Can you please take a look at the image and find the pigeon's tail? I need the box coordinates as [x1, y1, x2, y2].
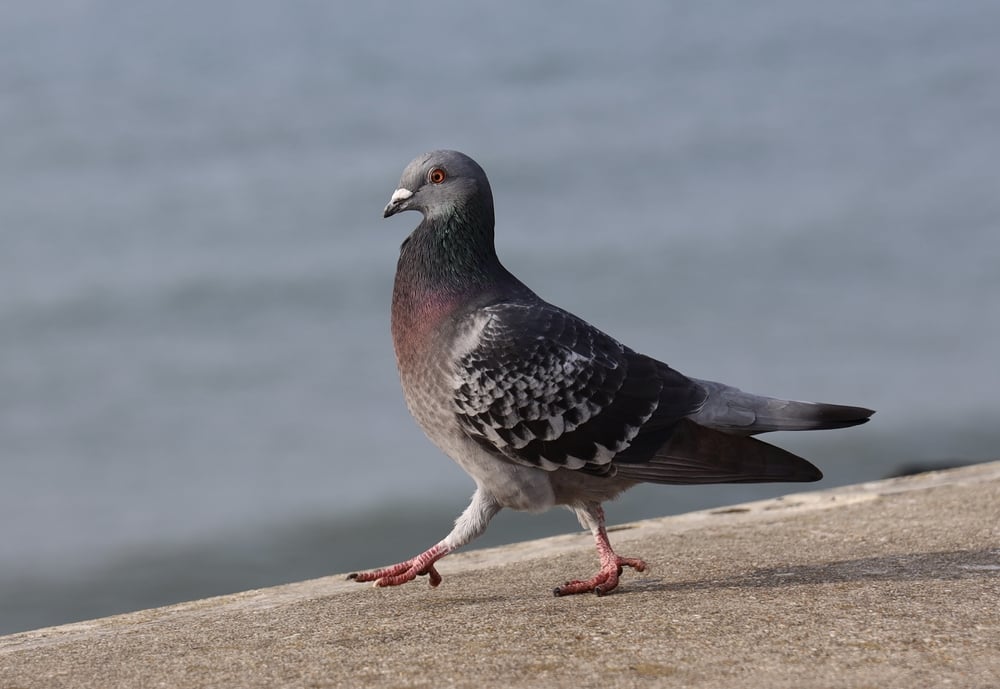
[613, 419, 822, 485]
[689, 379, 875, 435]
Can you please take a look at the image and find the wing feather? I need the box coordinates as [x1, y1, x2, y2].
[452, 302, 705, 472]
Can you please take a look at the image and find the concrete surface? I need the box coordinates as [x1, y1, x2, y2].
[2, 461, 998, 689]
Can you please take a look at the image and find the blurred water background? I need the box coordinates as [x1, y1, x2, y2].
[1, 0, 998, 634]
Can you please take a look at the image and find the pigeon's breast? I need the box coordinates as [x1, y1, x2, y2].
[390, 281, 464, 433]
[392, 302, 555, 510]
[390, 284, 460, 372]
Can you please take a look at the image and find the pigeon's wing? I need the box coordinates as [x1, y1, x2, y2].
[452, 301, 706, 472]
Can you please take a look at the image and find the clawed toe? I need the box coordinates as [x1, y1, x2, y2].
[347, 545, 449, 589]
[553, 556, 648, 597]
[418, 564, 443, 587]
[620, 557, 646, 573]
[553, 573, 617, 597]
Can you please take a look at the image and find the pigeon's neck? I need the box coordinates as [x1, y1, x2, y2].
[406, 201, 502, 279]
[392, 208, 522, 353]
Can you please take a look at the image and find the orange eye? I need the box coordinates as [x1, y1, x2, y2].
[427, 167, 447, 184]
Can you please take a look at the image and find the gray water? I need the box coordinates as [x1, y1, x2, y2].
[1, 0, 999, 634]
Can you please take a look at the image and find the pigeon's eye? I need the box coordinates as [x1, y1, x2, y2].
[427, 167, 447, 184]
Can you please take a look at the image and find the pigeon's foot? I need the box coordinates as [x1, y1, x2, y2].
[556, 503, 648, 596]
[348, 561, 442, 587]
[347, 544, 449, 588]
[553, 554, 647, 597]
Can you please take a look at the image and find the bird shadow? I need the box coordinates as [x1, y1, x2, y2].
[625, 547, 1000, 595]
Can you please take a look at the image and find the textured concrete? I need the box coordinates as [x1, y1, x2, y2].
[2, 462, 999, 689]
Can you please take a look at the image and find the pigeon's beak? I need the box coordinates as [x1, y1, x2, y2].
[383, 187, 414, 218]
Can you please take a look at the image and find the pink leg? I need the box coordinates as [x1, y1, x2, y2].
[348, 543, 450, 588]
[349, 490, 501, 590]
[554, 504, 647, 597]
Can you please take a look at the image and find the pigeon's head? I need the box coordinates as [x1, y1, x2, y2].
[383, 150, 494, 222]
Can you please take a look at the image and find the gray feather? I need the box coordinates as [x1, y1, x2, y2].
[689, 379, 874, 435]
[452, 301, 704, 472]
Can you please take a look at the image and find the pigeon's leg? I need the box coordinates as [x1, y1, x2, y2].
[348, 489, 500, 588]
[554, 502, 647, 597]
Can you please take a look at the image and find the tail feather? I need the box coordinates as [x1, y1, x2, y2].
[613, 419, 822, 485]
[689, 378, 875, 435]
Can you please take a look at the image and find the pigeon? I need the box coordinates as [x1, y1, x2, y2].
[349, 150, 874, 596]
